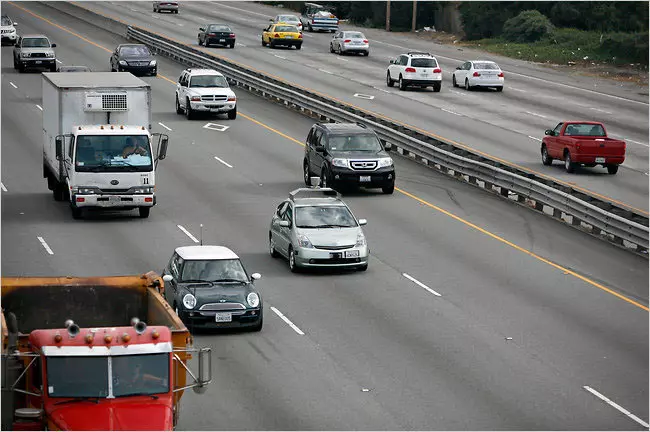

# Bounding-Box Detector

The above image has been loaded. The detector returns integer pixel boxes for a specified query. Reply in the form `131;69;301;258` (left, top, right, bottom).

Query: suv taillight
473;71;480;77
433;68;441;73
405;67;416;73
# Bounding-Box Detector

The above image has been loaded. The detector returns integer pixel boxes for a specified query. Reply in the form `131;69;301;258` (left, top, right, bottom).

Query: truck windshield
181;259;248;283
112;353;170;397
47;356;109;398
75;134;153;172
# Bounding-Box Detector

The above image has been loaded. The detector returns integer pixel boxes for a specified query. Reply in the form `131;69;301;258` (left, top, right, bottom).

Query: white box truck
42;72;168;219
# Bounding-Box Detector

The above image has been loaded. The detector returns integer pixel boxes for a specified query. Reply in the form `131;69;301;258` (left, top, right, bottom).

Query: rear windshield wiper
54;397;100;406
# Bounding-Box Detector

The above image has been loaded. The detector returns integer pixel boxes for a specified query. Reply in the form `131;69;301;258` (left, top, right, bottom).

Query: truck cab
300;2;339;32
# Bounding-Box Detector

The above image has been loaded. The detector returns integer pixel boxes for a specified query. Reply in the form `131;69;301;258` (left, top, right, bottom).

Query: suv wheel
185;99;193;120
303;160;313;186
386;72;394;87
399;76;407;91
382;182;395;194
228;107;237;120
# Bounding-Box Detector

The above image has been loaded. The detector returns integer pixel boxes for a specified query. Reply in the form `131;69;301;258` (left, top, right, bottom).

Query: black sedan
198;24;236;48
110;44;157;76
162;245;263;331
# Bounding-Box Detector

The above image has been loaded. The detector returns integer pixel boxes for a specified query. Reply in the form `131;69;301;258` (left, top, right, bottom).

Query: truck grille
200;95;228;102
350;160;377;170
199;302;245;311
30;52;48;58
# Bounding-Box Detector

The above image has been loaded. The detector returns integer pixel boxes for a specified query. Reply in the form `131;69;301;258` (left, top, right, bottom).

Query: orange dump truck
1;272;211;431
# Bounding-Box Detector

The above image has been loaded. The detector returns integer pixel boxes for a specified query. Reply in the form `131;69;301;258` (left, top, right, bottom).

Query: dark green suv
302;123;395;194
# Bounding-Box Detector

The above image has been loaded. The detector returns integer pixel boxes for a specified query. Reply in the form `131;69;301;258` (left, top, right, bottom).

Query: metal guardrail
124;26;649;253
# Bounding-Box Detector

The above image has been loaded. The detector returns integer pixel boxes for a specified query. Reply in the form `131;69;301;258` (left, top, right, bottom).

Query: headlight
331;158;349;168
355;232;366;246
182;293;197;309
247;292;260;308
149;60;157;66
377;157;393;168
45;52;54;58
21;52;29;58
119;60;127;66
72;187;97;194
297;234;313;249
134;187;154;194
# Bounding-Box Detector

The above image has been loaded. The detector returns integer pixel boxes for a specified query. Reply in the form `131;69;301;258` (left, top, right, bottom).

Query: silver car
153;1;179;13
269;182;369;272
13;34;57;73
452;60;504;92
330;31;369;56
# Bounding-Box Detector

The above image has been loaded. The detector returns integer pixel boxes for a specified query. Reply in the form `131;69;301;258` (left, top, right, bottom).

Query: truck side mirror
384;142;392;151
544;129;553;136
158;136;169;160
251;273;261;280
193;347;212;394
55;137;64;160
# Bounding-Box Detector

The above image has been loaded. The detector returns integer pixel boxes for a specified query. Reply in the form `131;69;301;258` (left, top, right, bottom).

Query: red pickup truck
541;121;626;174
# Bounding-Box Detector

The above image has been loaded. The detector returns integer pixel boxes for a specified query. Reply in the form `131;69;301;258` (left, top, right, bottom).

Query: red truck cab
541;121;626;174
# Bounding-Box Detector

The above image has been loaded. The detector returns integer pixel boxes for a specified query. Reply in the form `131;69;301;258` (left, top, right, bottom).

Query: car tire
269;234;279;258
262;38;267;47
564;151;576;173
330;43;334;53
250;314;263;332
452;75;458;87
53;183;66;202
433;82;441;92
185;99;194;120
228;107;237;120
357;264;368;272
382;182;395;194
541;145;553;166
269;40;275;49
139;207;151;218
295;44;301;50
18;63;24;73
386;72;394;87
399;76;407;91
496;86;504;92
363;51;369;56
230;42;235;49
607;164;619;175
465;79;472;91
175;95;183;114
288;247;299;273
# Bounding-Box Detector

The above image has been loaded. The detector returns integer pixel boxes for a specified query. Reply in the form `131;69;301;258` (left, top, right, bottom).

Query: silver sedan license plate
345;250;360;258
360;175;371;182
595;157;606;163
215;312;232;322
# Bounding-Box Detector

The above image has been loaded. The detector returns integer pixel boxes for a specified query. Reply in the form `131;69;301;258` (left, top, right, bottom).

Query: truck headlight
377;157;393;168
20;52;29;58
72;187;96;194
45;52;54;58
247;292;260;308
182;293;197;309
355;232;366;246
297;234;313;249
119;60;127;66
149;60;157;66
331;158;349;168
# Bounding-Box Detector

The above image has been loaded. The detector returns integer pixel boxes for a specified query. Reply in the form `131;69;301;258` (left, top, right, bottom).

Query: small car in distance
330;31;369;56
13;34;57;72
57;65;92;72
162;245;263;331
198;24;236;48
271;14;303;32
262;24;303;50
1;14;18;46
452;60;504;91
153;1;179;13
541;121;625;174
269;184;369;273
110;44;157;76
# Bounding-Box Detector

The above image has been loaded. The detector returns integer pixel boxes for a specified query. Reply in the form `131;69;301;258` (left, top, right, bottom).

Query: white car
271;14;303;32
386;52;442;92
175;68;237;120
452;60;504;92
1;14;18;46
330;31;369;56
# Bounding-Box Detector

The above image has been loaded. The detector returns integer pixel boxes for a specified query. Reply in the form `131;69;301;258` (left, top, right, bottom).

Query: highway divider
38;1;650;255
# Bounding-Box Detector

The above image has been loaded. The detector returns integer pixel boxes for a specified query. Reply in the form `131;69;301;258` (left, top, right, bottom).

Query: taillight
363;39;368;43
405;67;416;73
433;68;441;73
498;72;504;77
312;18;316;24
208;33;216;37
298;33;303;39
344;39;351;43
229;33;235;38
473;71;480;77
274;33;280;38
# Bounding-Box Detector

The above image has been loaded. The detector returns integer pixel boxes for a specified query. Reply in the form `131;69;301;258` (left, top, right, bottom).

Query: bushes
502;10;555;43
600;32;649;64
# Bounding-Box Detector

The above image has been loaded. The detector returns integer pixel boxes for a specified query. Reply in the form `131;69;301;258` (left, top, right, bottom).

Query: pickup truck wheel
386;72;394;87
175;95;183;114
564;151;576;173
541;146;553;166
138;207;151;218
185;99;194;120
607;165;619;175
227;107;237;119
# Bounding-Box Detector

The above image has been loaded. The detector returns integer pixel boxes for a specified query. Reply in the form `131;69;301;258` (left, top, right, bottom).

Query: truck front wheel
53;183;66;201
139;207;151;218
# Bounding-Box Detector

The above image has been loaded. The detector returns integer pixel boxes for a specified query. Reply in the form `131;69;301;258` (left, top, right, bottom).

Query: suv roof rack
289;187;340;202
408;51;432;56
355;122;367;129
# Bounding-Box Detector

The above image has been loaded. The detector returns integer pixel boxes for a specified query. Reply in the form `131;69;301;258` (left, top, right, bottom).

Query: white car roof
185;68;224;77
175;245;239;260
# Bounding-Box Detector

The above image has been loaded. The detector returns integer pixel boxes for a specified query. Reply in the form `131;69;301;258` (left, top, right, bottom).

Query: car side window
553;123;564;135
306;128;314;147
284;205;294;225
464;62;471;70
313;129;323;147
276;201;288;217
68;136;75;159
400;55;408;66
319;134;329;151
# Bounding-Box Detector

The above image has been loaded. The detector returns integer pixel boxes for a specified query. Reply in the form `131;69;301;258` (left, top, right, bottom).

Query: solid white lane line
373;86;391;94
214;156;233;168
336;57;349;62
525;111;547;119
441;108;461;116
270;306;305;335
583;386;649;428
590;107;612;114
158;122;172;131
402;273;441;296
528;136;542;142
449;90;466;96
177;225;199;243
1;182;7;192
36;105;43;111
319;69;334;75
9;82;17;89
55;59;62;64
37;237;54;255
208;1;271;18
626;138;649;147
274;54;287;60
508;87;527;92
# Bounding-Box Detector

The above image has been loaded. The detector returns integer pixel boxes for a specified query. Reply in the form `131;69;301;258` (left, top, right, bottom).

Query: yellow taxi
261;23;303;50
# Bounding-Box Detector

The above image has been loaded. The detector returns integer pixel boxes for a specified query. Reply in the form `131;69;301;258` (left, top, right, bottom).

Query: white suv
386;52;442;92
175;68;237;120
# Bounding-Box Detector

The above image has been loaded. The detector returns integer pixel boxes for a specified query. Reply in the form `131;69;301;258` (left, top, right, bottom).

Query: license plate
353;41;362;44
360;176;371;182
219;39;225;42
206;105;223;108
108;195;120;203
345;250;359;258
595;157;606;163
215;312;232;322
34;60;42;64
285;35;293;38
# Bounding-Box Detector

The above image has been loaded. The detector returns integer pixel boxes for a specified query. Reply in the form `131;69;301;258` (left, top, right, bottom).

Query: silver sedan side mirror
251;273;262;280
358;219;367;226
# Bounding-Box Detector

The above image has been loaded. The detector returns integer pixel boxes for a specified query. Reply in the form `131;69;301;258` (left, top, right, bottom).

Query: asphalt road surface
2;3;648;430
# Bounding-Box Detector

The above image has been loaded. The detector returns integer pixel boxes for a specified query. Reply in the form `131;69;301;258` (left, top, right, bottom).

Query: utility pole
386;0;391;32
412;0;417;32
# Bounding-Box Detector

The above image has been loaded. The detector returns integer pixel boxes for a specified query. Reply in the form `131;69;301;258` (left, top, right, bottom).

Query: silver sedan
330;31;369;56
452;60;504;91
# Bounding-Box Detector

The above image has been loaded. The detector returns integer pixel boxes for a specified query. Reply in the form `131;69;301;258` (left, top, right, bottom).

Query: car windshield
564;123;606;137
410;58;437;68
119;45;151;57
112;354;170;397
1;16;12;26
208;25;231;32
295;206;358;228
189;75;228;88
345;32;365;39
75;135;153;172
279;15;299;22
329;134;383;152
181;259;248;282
473;62;499;70
47;356;109;398
22;38;50;48
275;25;298;32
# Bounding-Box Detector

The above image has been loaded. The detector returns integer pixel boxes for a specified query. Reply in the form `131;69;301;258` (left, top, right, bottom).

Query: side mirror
315;145;325;153
358;219;367;226
51;43;56;48
55;137;64;160
544;129;553;136
199;27;205;31
269;18;273;22
251;273;261;280
158;136;169;160
13;23;18;26
389;60;395;65
384;142;392;151
279;220;290;228
455;66;461;70
192;347;212;395
162;274;173;283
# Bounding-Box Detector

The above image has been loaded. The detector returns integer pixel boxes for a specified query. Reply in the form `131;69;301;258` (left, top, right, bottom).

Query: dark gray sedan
198;24;236;48
110;44;157;76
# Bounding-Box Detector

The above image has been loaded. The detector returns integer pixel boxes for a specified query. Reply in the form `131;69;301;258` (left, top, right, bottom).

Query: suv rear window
410;58;437;68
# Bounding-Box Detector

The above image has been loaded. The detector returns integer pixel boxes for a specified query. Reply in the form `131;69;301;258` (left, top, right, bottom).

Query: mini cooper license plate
345;250;360;258
595;157;606;163
360;175;371;182
215;312;232;322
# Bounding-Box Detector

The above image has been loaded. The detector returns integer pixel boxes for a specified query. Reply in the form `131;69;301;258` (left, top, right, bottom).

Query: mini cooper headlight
182;293;197;309
247;292;260;308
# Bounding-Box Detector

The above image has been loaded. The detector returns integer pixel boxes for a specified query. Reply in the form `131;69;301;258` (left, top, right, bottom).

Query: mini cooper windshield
182;259;249;283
